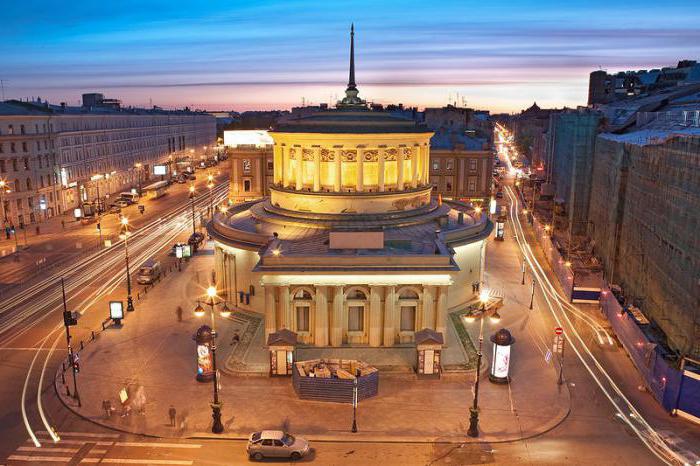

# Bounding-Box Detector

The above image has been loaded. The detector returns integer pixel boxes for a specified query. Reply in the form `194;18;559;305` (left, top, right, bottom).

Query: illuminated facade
209;27;491;347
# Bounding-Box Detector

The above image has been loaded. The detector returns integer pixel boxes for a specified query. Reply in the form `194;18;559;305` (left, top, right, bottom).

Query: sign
197;344;213;377
555;327;563;335
182;244;192;258
553;334;565;354
119;388;129;404
74;208;83;219
153;165;167;176
489;198;497;215
492;344;511;379
109;301;124;320
175;245;183;259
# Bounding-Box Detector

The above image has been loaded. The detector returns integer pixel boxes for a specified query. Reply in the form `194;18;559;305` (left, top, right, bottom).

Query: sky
1;0;699;113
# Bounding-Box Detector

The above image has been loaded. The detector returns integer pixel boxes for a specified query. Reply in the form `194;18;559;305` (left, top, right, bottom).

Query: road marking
113;442;202;449
37;431;120;439
29;439;114;446
17;447;78;453
7;455;71;462
80;459;193;465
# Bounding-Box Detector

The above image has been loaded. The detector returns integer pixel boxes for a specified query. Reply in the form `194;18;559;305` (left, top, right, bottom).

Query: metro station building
209;30;492;347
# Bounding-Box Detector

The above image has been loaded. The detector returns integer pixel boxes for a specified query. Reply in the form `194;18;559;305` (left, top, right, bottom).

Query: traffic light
73;361;80;373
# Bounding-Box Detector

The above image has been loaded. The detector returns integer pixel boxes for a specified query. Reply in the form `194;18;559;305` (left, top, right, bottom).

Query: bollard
62;362;66;373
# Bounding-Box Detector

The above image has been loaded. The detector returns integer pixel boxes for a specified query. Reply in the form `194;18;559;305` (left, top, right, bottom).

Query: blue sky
1;0;699;112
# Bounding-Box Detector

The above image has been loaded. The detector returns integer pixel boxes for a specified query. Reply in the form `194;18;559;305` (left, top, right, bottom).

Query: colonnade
272;144;430;193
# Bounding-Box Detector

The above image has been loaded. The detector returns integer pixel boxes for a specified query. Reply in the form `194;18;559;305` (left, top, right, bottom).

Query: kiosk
415;328;444;378
267;329;297;376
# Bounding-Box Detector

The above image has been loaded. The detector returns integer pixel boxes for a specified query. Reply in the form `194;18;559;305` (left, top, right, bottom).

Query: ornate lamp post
193;284;231;434
465;289;501;438
119;217;135;312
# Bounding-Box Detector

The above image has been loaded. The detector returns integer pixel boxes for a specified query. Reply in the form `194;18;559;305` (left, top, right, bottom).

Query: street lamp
193;284;231;434
119;217;135;312
466;288;500;438
207;174;214;218
189;185;196;236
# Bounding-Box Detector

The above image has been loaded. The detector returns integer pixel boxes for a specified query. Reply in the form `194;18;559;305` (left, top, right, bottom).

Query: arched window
398;287;419;332
346;287;368;332
294;289;312;300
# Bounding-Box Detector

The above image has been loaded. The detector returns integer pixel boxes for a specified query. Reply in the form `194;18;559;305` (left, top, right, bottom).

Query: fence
600;287;700;422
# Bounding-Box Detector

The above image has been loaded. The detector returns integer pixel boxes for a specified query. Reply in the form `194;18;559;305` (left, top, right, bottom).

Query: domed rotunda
209;27;492;347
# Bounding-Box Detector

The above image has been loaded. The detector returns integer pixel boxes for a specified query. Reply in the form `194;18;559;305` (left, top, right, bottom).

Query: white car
247;430;309;461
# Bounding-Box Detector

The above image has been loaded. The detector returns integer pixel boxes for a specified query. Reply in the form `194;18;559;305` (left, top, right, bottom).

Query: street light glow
194;302;205;317
480;289;489;304
121;217;129;226
219;303;231;318
490;311;501;324
207;286;217;298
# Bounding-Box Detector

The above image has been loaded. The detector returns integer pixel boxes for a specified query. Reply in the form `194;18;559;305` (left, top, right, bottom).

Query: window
0;160;4;173
14;179;20;192
23;158;29;170
20;125;25;135
26;178;32;190
446;159;454;170
446;181;452;191
348;306;364;331
244;179;251;192
400;306;416;331
11;142;16;153
0;143;3;153
296;306;310;332
261;439;273;446
469;159;477;171
267;161;274;172
8;125;13;135
468;177;477;192
432;161;440;171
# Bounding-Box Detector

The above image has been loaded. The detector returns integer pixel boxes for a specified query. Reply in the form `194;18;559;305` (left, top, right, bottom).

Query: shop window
348;306;364;331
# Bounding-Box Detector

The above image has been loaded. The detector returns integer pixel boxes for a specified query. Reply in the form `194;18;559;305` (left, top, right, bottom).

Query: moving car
114;199;130;208
247;431;309;461
108;204;122;214
136;259;162;285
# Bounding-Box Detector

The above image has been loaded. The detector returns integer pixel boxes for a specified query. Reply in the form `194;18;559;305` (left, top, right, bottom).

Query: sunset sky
2;0;699;113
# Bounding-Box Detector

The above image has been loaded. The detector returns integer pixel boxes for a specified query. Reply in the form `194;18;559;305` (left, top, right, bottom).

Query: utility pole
558;334;566;385
61;279;80;406
521;259;526;285
351;373;358;433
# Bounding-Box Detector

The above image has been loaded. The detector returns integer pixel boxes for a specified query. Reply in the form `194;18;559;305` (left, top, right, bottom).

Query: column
411;146;419;188
273;145;282;185
369;286;382;347
279;285;290;329
397;149;405;191
295;149;303;190
356;148;364;192
423;145;430;184
313;148;321;192
436;285;448;336
422;286;435;329
282;146;290;188
264;285;277;342
378;149;386;192
314;286;329;346
383;286;396;347
331;286;344;346
334;151;342;191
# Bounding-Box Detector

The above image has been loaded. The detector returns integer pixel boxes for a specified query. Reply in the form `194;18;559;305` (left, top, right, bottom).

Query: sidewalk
55;241;570;444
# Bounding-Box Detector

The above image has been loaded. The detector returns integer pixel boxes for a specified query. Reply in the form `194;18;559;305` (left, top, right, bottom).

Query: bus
143;180;169;200
119;192;140;204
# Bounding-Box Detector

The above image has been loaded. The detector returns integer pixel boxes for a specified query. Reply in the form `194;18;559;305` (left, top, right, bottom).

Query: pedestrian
176;306;183;322
61;219;65;230
102;399;113;418
168;405;177;427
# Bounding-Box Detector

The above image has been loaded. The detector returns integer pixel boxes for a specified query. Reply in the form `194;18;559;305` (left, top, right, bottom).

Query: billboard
153;165;167;176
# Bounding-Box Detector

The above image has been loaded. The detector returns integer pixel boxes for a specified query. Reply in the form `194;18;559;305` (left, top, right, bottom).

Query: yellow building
209;27;491;347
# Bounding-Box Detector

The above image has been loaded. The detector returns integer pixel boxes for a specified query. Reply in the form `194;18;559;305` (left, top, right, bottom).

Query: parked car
247;431;309;461
114;199;130;208
136;258;162;285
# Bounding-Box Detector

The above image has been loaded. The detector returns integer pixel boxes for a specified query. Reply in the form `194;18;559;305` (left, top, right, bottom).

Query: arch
292;286;315;300
397;286;421;300
345;286;369;300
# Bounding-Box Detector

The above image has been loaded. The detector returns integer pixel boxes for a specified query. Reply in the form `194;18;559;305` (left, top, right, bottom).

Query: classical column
369;286;382;347
436;285;448;336
331;286;344;346
423;145;430;184
272;144;282;185
378;148;386;192
279;285;291;329
334;150;342;191
282;146;290;188
356;148;364;192
314;286;329;346
313;147;321;192
411;146;419;188
295;149;303;191
264;285;277;341
383;286;396;347
397;148;405;191
422;286;435;329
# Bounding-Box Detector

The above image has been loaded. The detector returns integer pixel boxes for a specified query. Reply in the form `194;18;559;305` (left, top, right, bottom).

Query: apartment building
0;96;215;227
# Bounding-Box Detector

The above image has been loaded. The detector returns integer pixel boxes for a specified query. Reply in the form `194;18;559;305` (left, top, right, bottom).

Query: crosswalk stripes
6;432;199;465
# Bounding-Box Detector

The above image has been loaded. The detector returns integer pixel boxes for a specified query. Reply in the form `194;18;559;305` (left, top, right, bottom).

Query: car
114;199;130;208
247;430;309;461
188;232;205;251
136;258;162;284
108;205;122;214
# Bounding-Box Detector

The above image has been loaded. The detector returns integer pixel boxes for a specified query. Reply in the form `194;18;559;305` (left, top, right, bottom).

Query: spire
348;23;356;90
338;23;366;109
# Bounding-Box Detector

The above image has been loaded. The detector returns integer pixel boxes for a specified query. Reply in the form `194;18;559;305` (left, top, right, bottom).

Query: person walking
102;399;113;418
168;405;177;427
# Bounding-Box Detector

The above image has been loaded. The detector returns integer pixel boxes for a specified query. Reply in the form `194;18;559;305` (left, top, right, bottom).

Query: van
136;259;162;285
119;192;140;204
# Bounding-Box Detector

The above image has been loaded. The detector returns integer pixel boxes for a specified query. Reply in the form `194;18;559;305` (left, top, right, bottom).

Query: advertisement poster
492;345;511;379
197;343;213;377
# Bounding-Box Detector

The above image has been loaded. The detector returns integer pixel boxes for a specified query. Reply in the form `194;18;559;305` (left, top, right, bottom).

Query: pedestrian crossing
5;431;201;465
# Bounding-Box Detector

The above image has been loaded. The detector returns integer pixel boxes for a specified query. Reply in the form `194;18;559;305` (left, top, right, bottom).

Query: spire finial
348;23;356;90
